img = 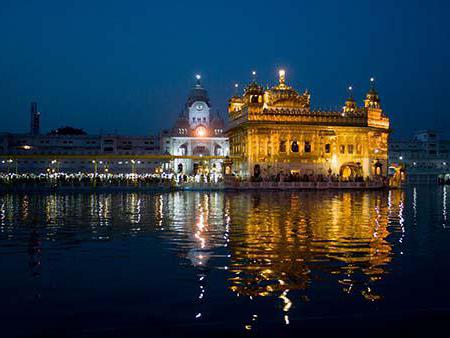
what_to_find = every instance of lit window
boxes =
[304,141,311,153]
[348,145,354,154]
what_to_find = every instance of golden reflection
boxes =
[225,190,404,302]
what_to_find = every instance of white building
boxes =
[161,75,229,175]
[0,77,229,175]
[389,130,450,184]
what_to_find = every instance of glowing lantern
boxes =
[196,126,206,137]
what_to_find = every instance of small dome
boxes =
[186,77,210,108]
[244,81,264,96]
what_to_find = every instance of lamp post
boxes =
[92,160,98,187]
[131,160,136,176]
[7,159,14,174]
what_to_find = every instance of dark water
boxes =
[1,186,450,338]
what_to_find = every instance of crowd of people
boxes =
[249,172,384,183]
[0,172,225,189]
[0,170,389,190]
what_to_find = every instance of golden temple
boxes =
[227,71,390,179]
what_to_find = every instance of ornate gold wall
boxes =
[227,71,390,178]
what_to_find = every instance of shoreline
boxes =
[0,181,389,193]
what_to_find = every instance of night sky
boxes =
[1,0,449,138]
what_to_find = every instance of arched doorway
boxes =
[339,162,363,179]
[177,163,183,173]
[374,160,383,176]
[192,145,210,156]
[254,164,261,178]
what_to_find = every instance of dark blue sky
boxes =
[1,0,449,138]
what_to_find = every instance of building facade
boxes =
[0,77,228,175]
[389,130,450,184]
[160,75,228,175]
[227,71,390,179]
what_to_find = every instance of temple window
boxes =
[356,144,362,154]
[348,145,354,154]
[279,140,286,153]
[291,141,299,153]
[304,141,311,153]
[325,143,331,153]
[340,145,345,154]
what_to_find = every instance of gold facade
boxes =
[227,71,390,178]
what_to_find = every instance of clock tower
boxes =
[187,75,211,129]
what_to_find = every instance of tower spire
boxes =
[370,77,376,92]
[278,69,286,85]
[195,74,201,86]
[347,85,354,100]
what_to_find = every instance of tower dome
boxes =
[243,71,264,105]
[364,78,381,109]
[265,69,310,109]
[186,74,210,108]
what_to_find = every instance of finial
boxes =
[279,69,286,85]
[195,74,201,85]
[251,70,257,82]
[370,77,376,90]
[348,84,353,99]
[234,83,239,96]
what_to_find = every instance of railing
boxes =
[0,179,386,191]
[226,181,385,190]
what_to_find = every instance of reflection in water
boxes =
[1,188,449,332]
[226,191,402,308]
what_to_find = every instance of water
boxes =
[1,186,450,338]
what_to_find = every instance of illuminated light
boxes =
[195,313,202,319]
[284,315,290,325]
[92,160,96,163]
[23,145,31,150]
[252,70,256,76]
[370,77,375,82]
[278,69,286,85]
[399,156,403,160]
[348,85,353,91]
[195,74,201,80]
[196,126,206,137]
[99,161,103,164]
[234,83,238,88]
[443,162,447,166]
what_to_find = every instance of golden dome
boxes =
[264,70,310,108]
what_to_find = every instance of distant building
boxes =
[389,130,450,184]
[0,76,228,175]
[227,71,390,179]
